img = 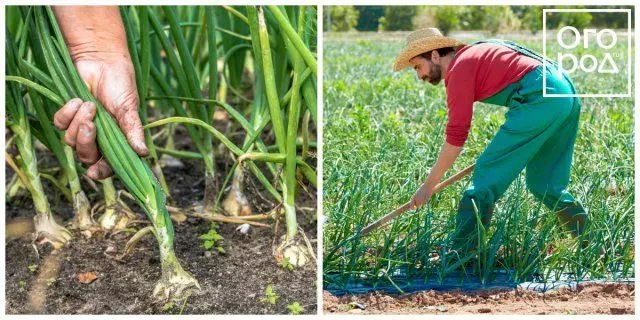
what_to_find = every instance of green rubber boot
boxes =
[451,194,495,254]
[555,201,589,238]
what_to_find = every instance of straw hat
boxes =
[392,28,465,72]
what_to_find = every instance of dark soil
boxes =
[5,129,317,314]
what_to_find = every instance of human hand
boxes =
[54,56,148,180]
[410,182,434,209]
[52,6,147,180]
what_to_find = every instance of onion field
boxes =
[322,32,634,294]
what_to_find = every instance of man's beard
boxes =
[421,63,442,85]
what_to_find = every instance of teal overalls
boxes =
[451,39,588,252]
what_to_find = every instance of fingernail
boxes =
[70,98,83,107]
[136,141,149,154]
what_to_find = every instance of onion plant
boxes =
[133,6,318,265]
[11,6,95,232]
[244,5,318,265]
[97,177,129,231]
[6,28,72,249]
[7,6,199,300]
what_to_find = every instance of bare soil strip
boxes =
[323,283,634,315]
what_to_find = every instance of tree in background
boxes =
[458,7,484,30]
[544,6,593,30]
[520,7,543,34]
[593,6,634,28]
[434,7,460,35]
[378,16,388,32]
[329,6,359,32]
[484,6,521,35]
[384,6,418,31]
[330,5,631,33]
[563,11,593,30]
[412,6,436,29]
[456,7,520,35]
[355,6,384,31]
[517,5,632,30]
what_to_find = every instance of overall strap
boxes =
[470,39,556,66]
[474,39,577,96]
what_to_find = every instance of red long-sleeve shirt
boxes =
[443,43,541,146]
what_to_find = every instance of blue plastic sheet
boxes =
[325,270,635,296]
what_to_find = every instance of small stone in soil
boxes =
[478,308,492,313]
[236,223,251,234]
[349,302,366,310]
[78,272,98,284]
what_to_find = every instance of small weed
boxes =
[27,264,38,273]
[287,301,304,315]
[162,302,175,312]
[18,280,26,287]
[280,257,294,271]
[260,284,279,305]
[199,224,224,251]
[46,277,57,287]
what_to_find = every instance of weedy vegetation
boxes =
[260,284,280,305]
[287,301,305,314]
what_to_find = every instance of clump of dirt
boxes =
[6,150,317,314]
[323,283,635,314]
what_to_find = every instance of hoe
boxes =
[360,164,475,236]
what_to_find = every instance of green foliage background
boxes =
[326,6,634,34]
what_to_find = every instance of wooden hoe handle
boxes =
[359,164,475,236]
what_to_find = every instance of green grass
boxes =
[322,32,634,291]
